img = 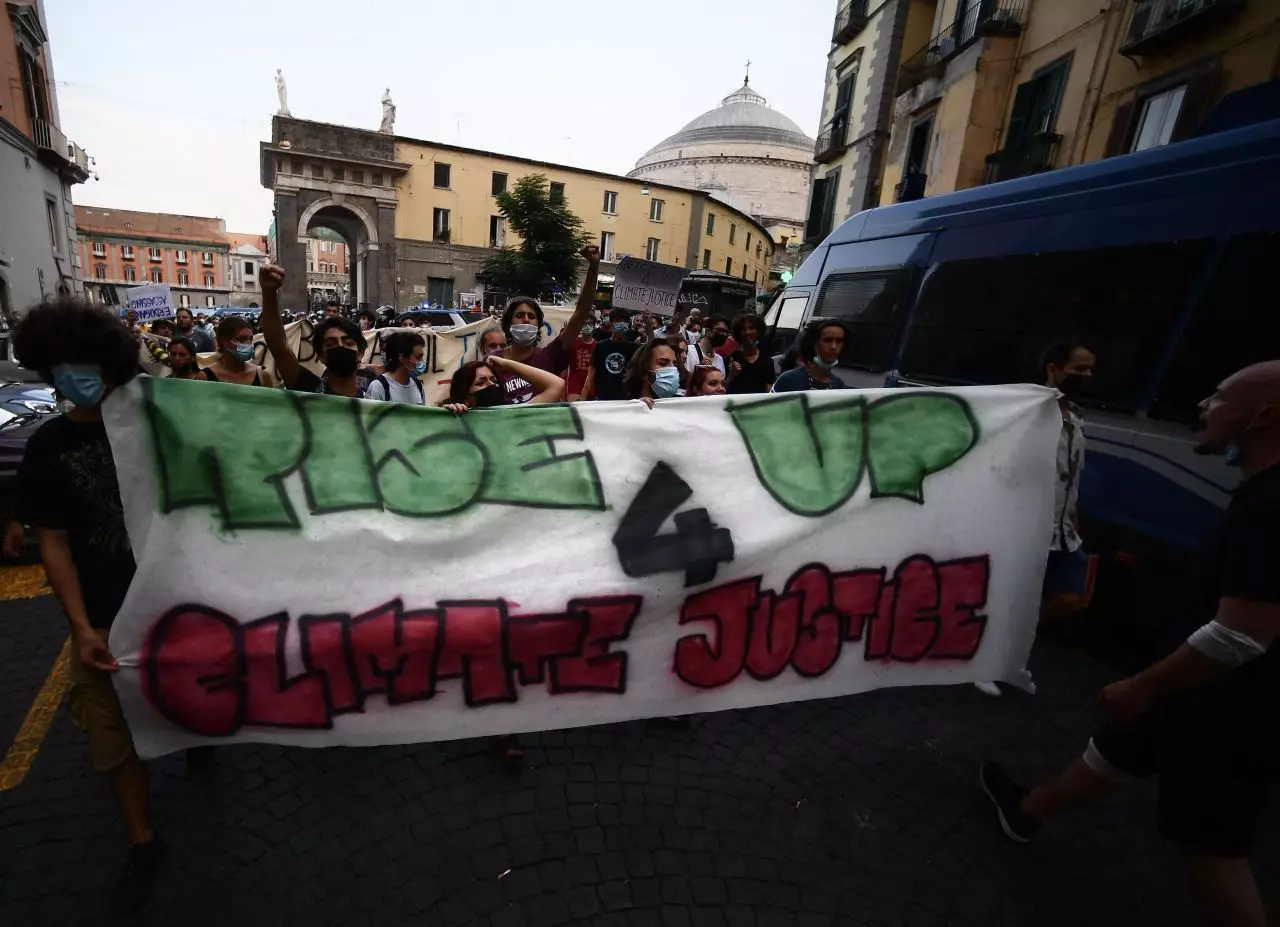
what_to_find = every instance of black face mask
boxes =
[325,346,360,377]
[710,332,729,347]
[473,384,506,408]
[1058,374,1092,399]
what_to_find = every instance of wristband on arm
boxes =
[1186,620,1266,667]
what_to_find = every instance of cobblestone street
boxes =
[1,590,1276,927]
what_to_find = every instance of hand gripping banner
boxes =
[102,380,1061,758]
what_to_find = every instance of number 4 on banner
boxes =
[612,462,735,587]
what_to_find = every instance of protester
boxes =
[688,365,727,397]
[583,307,637,401]
[443,355,564,412]
[123,309,138,330]
[686,311,702,344]
[367,330,427,404]
[150,318,175,341]
[324,300,342,318]
[358,308,378,333]
[980,360,1280,927]
[401,318,418,328]
[976,341,1099,697]
[624,338,682,406]
[12,297,161,914]
[200,315,276,388]
[566,324,596,402]
[174,307,213,353]
[687,315,729,375]
[496,244,601,403]
[259,265,378,396]
[727,312,775,394]
[166,336,203,380]
[772,320,847,392]
[479,326,506,359]
[654,309,686,341]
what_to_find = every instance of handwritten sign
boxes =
[612,257,687,316]
[102,381,1060,758]
[125,284,175,322]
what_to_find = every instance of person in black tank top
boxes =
[200,315,276,388]
[979,360,1280,926]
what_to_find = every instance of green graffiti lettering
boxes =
[296,395,380,512]
[728,395,866,516]
[364,403,488,516]
[469,405,605,511]
[865,394,979,501]
[142,378,306,528]
[728,392,979,516]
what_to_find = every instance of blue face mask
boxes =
[651,366,681,398]
[813,354,839,372]
[231,343,255,363]
[613,322,630,335]
[53,364,105,408]
[412,359,428,376]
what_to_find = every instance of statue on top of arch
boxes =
[379,88,396,134]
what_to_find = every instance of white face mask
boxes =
[509,324,539,346]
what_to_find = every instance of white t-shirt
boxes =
[366,373,426,405]
[685,343,725,376]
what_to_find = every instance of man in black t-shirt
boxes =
[980,360,1280,926]
[726,312,775,394]
[12,297,164,915]
[584,307,637,401]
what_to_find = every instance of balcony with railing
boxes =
[814,117,850,164]
[833,0,870,44]
[31,118,91,182]
[983,132,1062,184]
[898,1,1027,95]
[1120,0,1244,56]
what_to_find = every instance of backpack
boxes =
[373,373,425,404]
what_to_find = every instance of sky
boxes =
[44,0,834,234]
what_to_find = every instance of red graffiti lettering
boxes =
[144,606,242,737]
[744,590,797,680]
[674,578,757,688]
[242,615,329,728]
[553,597,642,693]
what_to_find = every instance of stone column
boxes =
[274,192,308,312]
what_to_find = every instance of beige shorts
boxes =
[67,628,136,771]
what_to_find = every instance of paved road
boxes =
[1,585,1276,927]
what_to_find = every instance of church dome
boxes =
[636,82,814,166]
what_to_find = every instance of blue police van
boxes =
[765,114,1280,663]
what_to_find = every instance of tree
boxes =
[483,174,592,299]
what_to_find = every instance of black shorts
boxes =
[1089,688,1278,858]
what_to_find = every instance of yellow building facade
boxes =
[391,139,775,305]
[876,0,1280,207]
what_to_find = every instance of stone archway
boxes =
[298,198,380,309]
[261,116,409,311]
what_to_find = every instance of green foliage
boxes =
[482,174,591,298]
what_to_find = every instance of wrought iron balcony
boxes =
[833,0,870,44]
[895,170,927,202]
[984,133,1062,184]
[1120,0,1244,56]
[897,0,1027,95]
[814,118,850,164]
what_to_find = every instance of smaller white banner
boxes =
[125,284,175,322]
[612,257,687,316]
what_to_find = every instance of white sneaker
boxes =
[974,681,1002,697]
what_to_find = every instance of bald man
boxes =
[981,361,1280,927]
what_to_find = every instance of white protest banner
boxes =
[125,284,175,323]
[612,257,687,317]
[102,381,1060,759]
[141,308,574,406]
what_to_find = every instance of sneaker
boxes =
[979,762,1040,844]
[110,836,166,915]
[974,681,1002,697]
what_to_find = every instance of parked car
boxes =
[0,380,60,563]
[393,309,487,330]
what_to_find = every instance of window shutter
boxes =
[806,177,829,240]
[1104,98,1138,157]
[1172,59,1222,142]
